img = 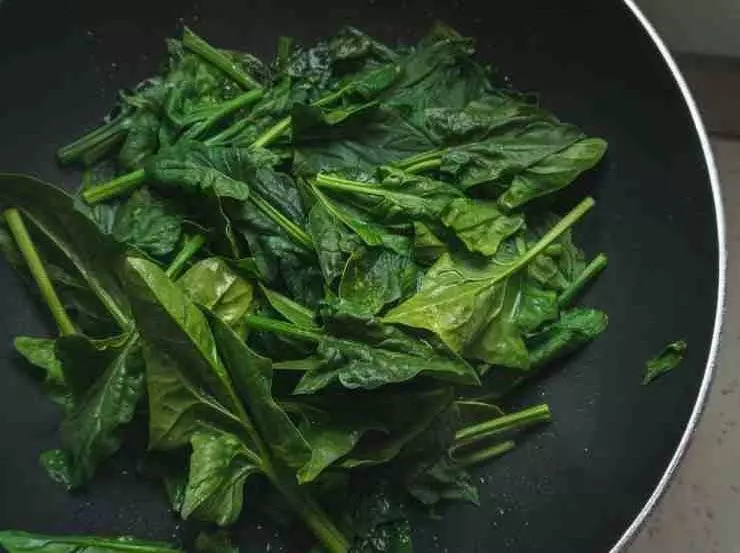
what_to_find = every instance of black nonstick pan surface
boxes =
[0,0,724,551]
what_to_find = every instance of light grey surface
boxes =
[628,138,740,553]
[635,0,740,58]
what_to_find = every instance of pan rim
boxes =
[610,1,727,551]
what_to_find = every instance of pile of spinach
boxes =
[0,24,608,553]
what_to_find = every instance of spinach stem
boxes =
[4,209,76,335]
[249,192,314,249]
[83,169,146,205]
[186,88,265,140]
[455,440,515,468]
[313,173,387,197]
[404,157,442,174]
[250,75,373,150]
[498,197,595,282]
[268,473,350,553]
[558,253,608,307]
[251,116,291,149]
[57,115,128,165]
[453,403,551,447]
[0,532,180,553]
[165,234,206,279]
[393,149,444,170]
[204,117,254,146]
[244,315,323,342]
[182,27,262,90]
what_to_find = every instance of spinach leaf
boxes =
[178,258,254,336]
[643,340,687,385]
[293,104,435,175]
[413,222,447,265]
[122,257,244,417]
[313,168,462,225]
[381,23,492,122]
[41,334,144,489]
[259,284,319,329]
[207,312,312,472]
[14,336,69,407]
[498,137,607,210]
[146,141,252,200]
[527,307,608,368]
[57,77,167,167]
[308,201,363,284]
[182,427,261,526]
[405,455,479,506]
[0,174,131,329]
[440,198,524,256]
[384,199,593,365]
[287,403,384,482]
[0,531,182,553]
[338,248,420,315]
[82,189,183,257]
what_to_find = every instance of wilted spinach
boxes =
[0,23,613,553]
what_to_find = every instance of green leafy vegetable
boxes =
[0,22,612,553]
[643,340,687,385]
[0,531,182,553]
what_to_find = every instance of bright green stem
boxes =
[57,115,128,165]
[244,315,324,342]
[454,403,551,447]
[404,157,442,174]
[250,80,362,150]
[394,149,444,171]
[251,116,291,149]
[83,168,146,205]
[0,532,180,553]
[4,209,76,335]
[313,173,387,197]
[270,474,350,553]
[182,27,261,90]
[204,117,254,146]
[499,197,595,282]
[455,440,515,468]
[249,192,314,249]
[165,234,206,279]
[187,89,265,140]
[558,253,608,307]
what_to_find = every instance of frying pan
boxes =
[0,0,724,551]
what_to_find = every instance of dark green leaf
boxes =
[440,198,524,256]
[43,334,144,489]
[195,530,240,553]
[146,141,252,200]
[384,199,592,366]
[527,308,608,368]
[308,201,363,284]
[643,340,687,385]
[412,222,447,265]
[338,248,419,315]
[294,323,479,394]
[406,455,478,506]
[293,104,435,175]
[259,284,319,329]
[498,138,607,210]
[14,336,69,407]
[182,427,261,526]
[0,174,131,329]
[81,189,183,257]
[207,312,312,472]
[314,168,462,225]
[122,257,243,415]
